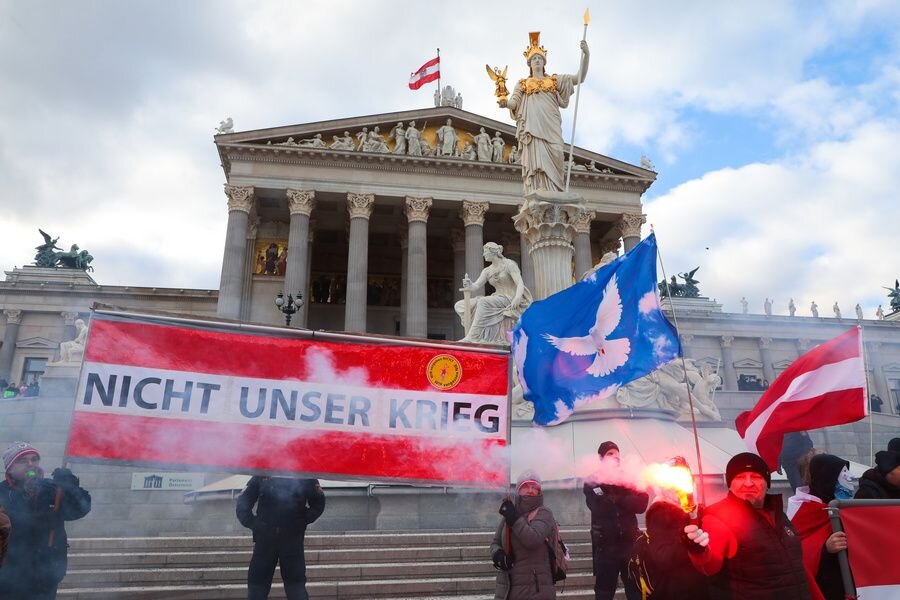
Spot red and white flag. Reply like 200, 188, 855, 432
409, 56, 440, 90
839, 503, 900, 598
736, 327, 867, 470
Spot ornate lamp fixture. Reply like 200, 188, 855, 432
274, 291, 304, 327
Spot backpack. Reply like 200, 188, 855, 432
628, 530, 654, 598
528, 508, 569, 583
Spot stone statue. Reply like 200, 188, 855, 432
362, 127, 389, 153
811, 301, 819, 318
764, 298, 772, 316
434, 88, 441, 107
586, 160, 599, 172
441, 85, 456, 107
855, 303, 863, 320
474, 127, 492, 161
501, 32, 589, 194
390, 122, 406, 154
884, 279, 900, 312
455, 92, 463, 109
460, 141, 476, 161
508, 145, 519, 164
355, 128, 369, 151
741, 297, 748, 314
296, 134, 326, 148
277, 137, 297, 146
436, 118, 458, 157
616, 358, 721, 421
491, 131, 505, 162
833, 301, 841, 319
640, 155, 655, 171
51, 319, 88, 364
405, 121, 422, 156
329, 131, 355, 151
455, 242, 533, 344
876, 305, 885, 320
420, 138, 435, 157
567, 159, 587, 171
215, 117, 234, 134
788, 298, 796, 317
659, 267, 700, 298
34, 229, 62, 267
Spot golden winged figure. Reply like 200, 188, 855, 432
485, 64, 509, 106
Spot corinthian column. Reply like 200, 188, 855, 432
450, 230, 466, 340
284, 189, 316, 327
399, 231, 408, 336
405, 197, 432, 338
519, 232, 535, 293
217, 185, 254, 319
619, 213, 646, 252
461, 200, 489, 296
0, 310, 22, 381
720, 336, 738, 391
573, 210, 595, 280
344, 193, 375, 333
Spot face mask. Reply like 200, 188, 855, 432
835, 467, 854, 500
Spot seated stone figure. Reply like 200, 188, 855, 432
52, 319, 87, 364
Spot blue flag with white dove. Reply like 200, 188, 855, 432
511, 233, 680, 425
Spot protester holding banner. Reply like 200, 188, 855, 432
855, 446, 900, 500
788, 454, 853, 600
583, 442, 648, 600
490, 470, 559, 600
684, 452, 811, 599
0, 442, 91, 600
236, 476, 326, 600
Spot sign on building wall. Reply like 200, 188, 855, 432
66, 309, 511, 488
130, 472, 204, 491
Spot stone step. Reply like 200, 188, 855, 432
67, 542, 594, 568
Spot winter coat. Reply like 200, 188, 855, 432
0, 472, 91, 591
854, 468, 900, 500
0, 505, 9, 566
236, 477, 325, 540
583, 481, 649, 557
630, 501, 709, 600
689, 492, 810, 600
490, 505, 557, 600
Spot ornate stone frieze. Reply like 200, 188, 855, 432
4, 310, 22, 325
513, 197, 584, 251
224, 185, 254, 213
720, 335, 734, 348
573, 210, 596, 235
759, 337, 773, 349
286, 189, 316, 216
346, 193, 375, 220
619, 212, 646, 238
404, 197, 432, 223
460, 200, 490, 227
61, 311, 79, 325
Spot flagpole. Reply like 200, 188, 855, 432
652, 225, 707, 507
437, 47, 441, 101
858, 323, 874, 462
565, 9, 590, 192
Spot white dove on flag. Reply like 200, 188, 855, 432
543, 274, 631, 377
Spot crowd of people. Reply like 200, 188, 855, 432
0, 437, 898, 599
0, 379, 39, 399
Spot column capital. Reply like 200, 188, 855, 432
405, 196, 432, 223
224, 185, 254, 213
287, 189, 316, 216
61, 311, 79, 325
460, 200, 489, 227
347, 192, 375, 220
573, 210, 596, 235
797, 338, 811, 351
720, 335, 734, 348
449, 229, 466, 253
680, 333, 694, 345
618, 213, 646, 238
759, 336, 773, 349
3, 310, 22, 325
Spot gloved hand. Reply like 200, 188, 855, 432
683, 524, 709, 554
52, 467, 79, 488
492, 548, 514, 571
499, 499, 520, 526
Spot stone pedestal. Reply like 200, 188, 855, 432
513, 191, 585, 300
40, 364, 82, 397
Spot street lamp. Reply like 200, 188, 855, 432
274, 291, 304, 326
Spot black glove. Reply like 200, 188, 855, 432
499, 500, 520, 526
492, 548, 514, 571
52, 468, 79, 488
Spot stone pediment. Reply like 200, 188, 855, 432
16, 336, 58, 350
215, 107, 654, 190
733, 358, 762, 368
881, 362, 900, 372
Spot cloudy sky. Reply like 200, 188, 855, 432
2, 0, 899, 317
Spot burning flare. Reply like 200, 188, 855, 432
643, 458, 696, 514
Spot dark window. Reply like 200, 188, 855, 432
22, 357, 47, 385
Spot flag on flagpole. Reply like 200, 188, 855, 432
409, 56, 440, 90
839, 503, 900, 599
736, 327, 867, 470
511, 234, 681, 425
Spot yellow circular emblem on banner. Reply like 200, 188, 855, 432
426, 354, 462, 390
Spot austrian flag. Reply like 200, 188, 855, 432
409, 56, 440, 90
736, 327, 867, 470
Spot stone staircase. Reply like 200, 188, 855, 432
59, 528, 623, 599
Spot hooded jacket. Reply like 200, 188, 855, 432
854, 468, 900, 500
490, 494, 558, 600
583, 480, 649, 555
236, 477, 325, 539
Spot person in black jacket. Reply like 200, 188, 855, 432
236, 476, 326, 600
584, 441, 649, 600
855, 448, 900, 500
0, 442, 91, 600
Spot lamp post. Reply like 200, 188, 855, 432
274, 291, 304, 327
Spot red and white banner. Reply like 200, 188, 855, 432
66, 311, 510, 487
409, 56, 440, 90
839, 503, 900, 598
736, 327, 866, 470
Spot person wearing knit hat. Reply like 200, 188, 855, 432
584, 440, 648, 600
888, 437, 900, 453
855, 448, 900, 500
684, 452, 811, 599
490, 469, 560, 599
0, 442, 91, 599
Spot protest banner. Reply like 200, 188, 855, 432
66, 309, 511, 488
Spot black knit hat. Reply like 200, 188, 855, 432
726, 452, 771, 488
875, 450, 900, 476
888, 438, 900, 453
808, 454, 850, 503
598, 441, 619, 457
